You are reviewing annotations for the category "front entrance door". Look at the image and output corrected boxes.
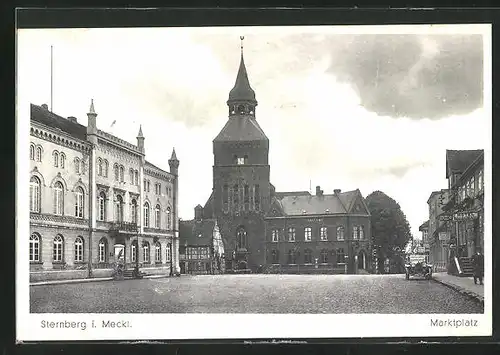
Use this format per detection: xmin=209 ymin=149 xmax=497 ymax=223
xmin=114 ymin=244 xmax=125 ymax=265
xmin=358 ymin=251 xmax=366 ymax=270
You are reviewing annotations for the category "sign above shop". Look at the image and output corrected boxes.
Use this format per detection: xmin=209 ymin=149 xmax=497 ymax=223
xmin=453 ymin=211 xmax=479 ymax=221
xmin=439 ymin=232 xmax=450 ymax=241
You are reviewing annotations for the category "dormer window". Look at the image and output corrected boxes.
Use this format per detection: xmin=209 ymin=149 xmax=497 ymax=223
xmin=237 ymin=157 xmax=245 ymax=165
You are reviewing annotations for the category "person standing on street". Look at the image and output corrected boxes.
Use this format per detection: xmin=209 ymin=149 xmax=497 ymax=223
xmin=471 ymin=249 xmax=484 ymax=285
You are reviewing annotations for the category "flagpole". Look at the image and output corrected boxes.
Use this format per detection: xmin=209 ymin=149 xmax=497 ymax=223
xmin=50 ymin=45 xmax=53 ymax=112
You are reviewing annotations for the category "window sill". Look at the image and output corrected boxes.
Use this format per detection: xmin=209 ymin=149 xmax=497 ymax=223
xmin=30 ymin=261 xmax=43 ymax=264
xmin=52 ymin=261 xmax=66 ymax=265
xmin=74 ymin=261 xmax=86 ymax=265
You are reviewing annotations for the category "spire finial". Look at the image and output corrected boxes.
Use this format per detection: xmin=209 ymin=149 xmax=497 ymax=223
xmin=240 ymin=36 xmax=244 ymax=54
xmin=88 ymin=98 xmax=96 ymax=115
xmin=137 ymin=124 xmax=144 ymax=138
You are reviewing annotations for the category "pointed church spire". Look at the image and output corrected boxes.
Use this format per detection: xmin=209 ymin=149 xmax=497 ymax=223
xmin=170 ymin=148 xmax=178 ymax=161
xmin=169 ymin=148 xmax=179 ymax=175
xmin=137 ymin=124 xmax=144 ymax=138
xmin=227 ymin=36 xmax=257 ymax=117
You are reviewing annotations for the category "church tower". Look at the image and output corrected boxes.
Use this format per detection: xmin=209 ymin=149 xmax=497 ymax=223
xmin=212 ymin=37 xmax=270 ymax=272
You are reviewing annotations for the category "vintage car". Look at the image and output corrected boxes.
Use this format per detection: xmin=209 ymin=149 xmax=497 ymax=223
xmin=405 ymin=254 xmax=433 ymax=280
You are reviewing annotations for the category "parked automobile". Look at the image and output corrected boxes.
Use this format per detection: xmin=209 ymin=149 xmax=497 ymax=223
xmin=405 ymin=254 xmax=433 ymax=280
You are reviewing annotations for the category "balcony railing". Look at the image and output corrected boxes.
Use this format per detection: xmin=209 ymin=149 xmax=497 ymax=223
xmin=110 ymin=221 xmax=138 ymax=233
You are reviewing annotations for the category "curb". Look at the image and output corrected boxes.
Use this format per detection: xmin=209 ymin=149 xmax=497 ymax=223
xmin=432 ymin=277 xmax=484 ymax=305
xmin=30 ymin=274 xmax=173 ymax=286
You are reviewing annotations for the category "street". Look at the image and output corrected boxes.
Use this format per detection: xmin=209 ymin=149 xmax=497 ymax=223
xmin=30 ymin=274 xmax=483 ymax=314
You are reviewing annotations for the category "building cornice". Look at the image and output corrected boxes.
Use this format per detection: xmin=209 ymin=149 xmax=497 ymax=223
xmin=30 ymin=121 xmax=91 ymax=153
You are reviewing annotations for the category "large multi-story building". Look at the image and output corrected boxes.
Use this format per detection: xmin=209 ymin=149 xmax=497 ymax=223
xmin=180 ymin=42 xmax=372 ymax=274
xmin=29 ymin=102 xmax=180 ymax=282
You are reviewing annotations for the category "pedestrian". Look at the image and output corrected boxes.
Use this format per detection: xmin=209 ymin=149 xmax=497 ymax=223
xmin=471 ymin=249 xmax=484 ymax=285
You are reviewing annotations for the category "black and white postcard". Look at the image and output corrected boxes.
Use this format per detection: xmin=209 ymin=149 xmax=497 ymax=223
xmin=16 ymin=23 xmax=492 ymax=341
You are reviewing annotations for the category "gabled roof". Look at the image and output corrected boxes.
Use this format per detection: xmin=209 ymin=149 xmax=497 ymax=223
xmin=203 ymin=191 xmax=214 ymax=219
xmin=446 ymin=149 xmax=483 ymax=179
xmin=460 ymin=150 xmax=484 ymax=181
xmin=31 ymin=103 xmax=87 ymax=141
xmin=213 ymin=116 xmax=268 ymax=142
xmin=275 ymin=191 xmax=311 ymax=199
xmin=179 ymin=219 xmax=216 ymax=246
xmin=275 ymin=189 xmax=366 ymax=216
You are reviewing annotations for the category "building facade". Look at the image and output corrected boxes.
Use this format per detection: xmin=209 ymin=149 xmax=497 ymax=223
xmin=423 ymin=189 xmax=450 ymax=271
xmin=29 ymin=102 xmax=180 ymax=282
xmin=178 ymin=205 xmax=225 ymax=275
xmin=180 ymin=42 xmax=372 ymax=274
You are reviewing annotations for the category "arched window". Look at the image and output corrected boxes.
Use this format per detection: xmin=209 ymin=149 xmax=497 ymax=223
xmin=143 ymin=202 xmax=150 ymax=227
xmin=30 ymin=144 xmax=35 ymax=160
xmin=53 ymin=181 xmax=64 ymax=215
xmin=352 ymin=226 xmax=359 ymax=240
xmin=130 ymin=199 xmax=137 ymax=224
xmin=336 ymin=226 xmax=345 ymax=241
xmin=75 ymin=158 xmax=81 ymax=174
xmin=336 ymin=248 xmax=345 ymax=264
xmin=155 ymin=204 xmax=161 ymax=228
xmin=103 ymin=160 xmax=109 ymax=177
xmin=115 ymin=195 xmax=123 ymax=222
xmin=74 ymin=236 xmax=84 ymax=262
xmin=98 ymin=238 xmax=107 ymax=263
xmin=74 ymin=186 xmax=84 ymax=218
xmin=134 ymin=170 xmax=139 ymax=185
xmin=98 ymin=191 xmax=106 ymax=221
xmin=359 ymin=226 xmax=365 ymax=240
xmin=223 ymin=184 xmax=229 ymax=212
xmin=36 ymin=146 xmax=42 ymax=162
xmin=166 ymin=207 xmax=171 ymax=230
xmin=131 ymin=241 xmax=137 ymax=263
xmin=60 ymin=153 xmax=66 ymax=168
xmin=114 ymin=164 xmax=119 ymax=181
xmin=30 ymin=233 xmax=40 ymax=262
xmin=254 ymin=184 xmax=260 ymax=211
xmin=236 ymin=227 xmax=247 ymax=250
xmin=320 ymin=249 xmax=329 ymax=264
xmin=287 ymin=249 xmax=296 ymax=264
xmin=53 ymin=235 xmax=64 ymax=262
xmin=97 ymin=158 xmax=102 ymax=176
xmin=155 ymin=242 xmax=161 ymax=262
xmin=29 ymin=176 xmax=41 ymax=212
xmin=129 ymin=169 xmax=134 ymax=184
xmin=143 ymin=242 xmax=150 ymax=263
xmin=81 ymin=161 xmax=86 ymax=174
xmin=233 ymin=184 xmax=239 ymax=209
xmin=119 ymin=165 xmax=124 ymax=182
xmin=304 ymin=249 xmax=312 ymax=264
xmin=53 ymin=151 xmax=59 ymax=167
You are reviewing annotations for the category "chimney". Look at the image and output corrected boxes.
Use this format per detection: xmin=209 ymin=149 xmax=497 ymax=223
xmin=334 ymin=189 xmax=341 ymax=194
xmin=67 ymin=116 xmax=78 ymax=123
xmin=41 ymin=104 xmax=49 ymax=110
xmin=194 ymin=204 xmax=203 ymax=221
xmin=316 ymin=186 xmax=323 ymax=196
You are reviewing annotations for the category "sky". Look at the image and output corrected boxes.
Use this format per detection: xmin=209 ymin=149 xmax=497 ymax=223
xmin=17 ymin=25 xmax=490 ymax=239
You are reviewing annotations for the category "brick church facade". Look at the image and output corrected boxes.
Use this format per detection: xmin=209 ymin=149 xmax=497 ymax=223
xmin=180 ymin=41 xmax=372 ymax=274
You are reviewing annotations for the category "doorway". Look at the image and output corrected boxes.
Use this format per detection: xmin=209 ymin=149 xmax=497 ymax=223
xmin=358 ymin=250 xmax=366 ymax=270
xmin=114 ymin=244 xmax=125 ymax=265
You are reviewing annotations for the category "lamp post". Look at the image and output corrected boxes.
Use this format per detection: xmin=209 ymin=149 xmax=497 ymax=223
xmin=169 ymin=241 xmax=173 ymax=276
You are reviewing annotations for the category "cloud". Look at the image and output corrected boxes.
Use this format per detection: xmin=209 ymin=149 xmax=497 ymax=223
xmin=326 ymin=34 xmax=483 ymax=119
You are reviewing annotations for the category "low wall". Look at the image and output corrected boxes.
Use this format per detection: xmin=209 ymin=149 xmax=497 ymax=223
xmin=30 ymin=269 xmax=114 ymax=282
xmin=141 ymin=266 xmax=172 ymax=276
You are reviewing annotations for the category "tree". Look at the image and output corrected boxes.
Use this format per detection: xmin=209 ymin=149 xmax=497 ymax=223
xmin=365 ymin=191 xmax=413 ymax=273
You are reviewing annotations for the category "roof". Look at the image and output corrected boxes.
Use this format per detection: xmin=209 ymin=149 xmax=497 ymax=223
xmin=419 ymin=220 xmax=429 ymax=231
xmin=179 ymin=219 xmax=216 ymax=246
xmin=276 ymin=189 xmax=365 ymax=216
xmin=446 ymin=149 xmax=483 ymax=179
xmin=202 ymin=192 xmax=214 ymax=218
xmin=227 ymin=52 xmax=257 ymax=104
xmin=460 ymin=150 xmax=484 ymax=181
xmin=144 ymin=160 xmax=170 ymax=175
xmin=213 ymin=116 xmax=268 ymax=142
xmin=31 ymin=103 xmax=87 ymax=141
xmin=275 ymin=191 xmax=311 ymax=199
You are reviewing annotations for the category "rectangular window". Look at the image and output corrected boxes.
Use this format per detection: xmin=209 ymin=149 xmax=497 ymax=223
xmin=359 ymin=226 xmax=364 ymax=240
xmin=352 ymin=226 xmax=359 ymax=240
xmin=271 ymin=250 xmax=279 ymax=264
xmin=237 ymin=157 xmax=244 ymax=165
xmin=75 ymin=243 xmax=83 ymax=262
xmin=143 ymin=245 xmax=150 ymax=263
xmin=166 ymin=244 xmax=171 ymax=262
xmin=144 ymin=179 xmax=147 ymax=192
xmin=254 ymin=185 xmax=260 ymax=211
xmin=272 ymin=229 xmax=279 ymax=242
xmin=131 ymin=244 xmax=136 ymax=263
xmin=336 ymin=248 xmax=345 ymax=263
xmin=155 ymin=245 xmax=161 ymax=262
xmin=147 ymin=181 xmax=150 ymax=192
xmin=320 ymin=227 xmax=328 ymax=241
xmin=288 ymin=227 xmax=296 ymax=242
xmin=158 ymin=183 xmax=162 ymax=195
xmin=304 ymin=227 xmax=312 ymax=241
